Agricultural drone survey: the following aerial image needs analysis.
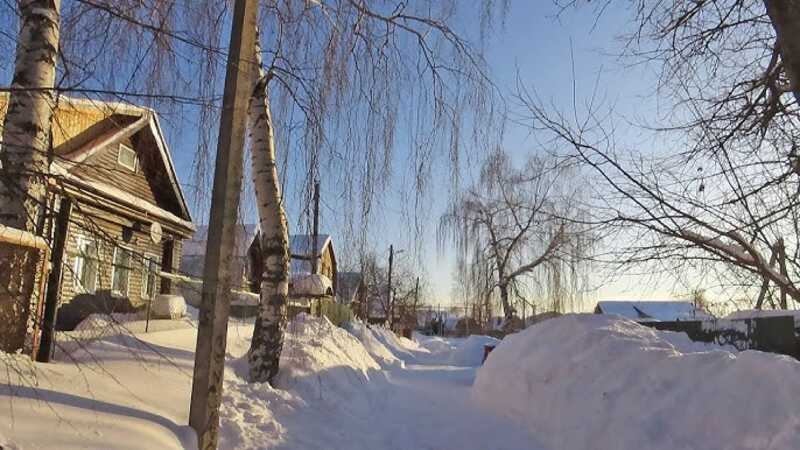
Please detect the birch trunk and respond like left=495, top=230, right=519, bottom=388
left=246, top=36, right=290, bottom=384
left=0, top=0, right=60, bottom=353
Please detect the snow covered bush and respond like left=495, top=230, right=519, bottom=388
left=473, top=314, right=800, bottom=450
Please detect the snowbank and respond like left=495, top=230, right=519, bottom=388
left=220, top=314, right=394, bottom=448
left=360, top=323, right=429, bottom=362
left=152, top=294, right=187, bottom=319
left=344, top=320, right=405, bottom=368
left=414, top=333, right=456, bottom=354
left=447, top=335, right=500, bottom=367
left=473, top=314, right=800, bottom=450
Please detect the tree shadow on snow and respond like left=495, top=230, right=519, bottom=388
left=0, top=383, right=194, bottom=447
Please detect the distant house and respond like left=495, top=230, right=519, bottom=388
left=336, top=272, right=365, bottom=308
left=594, top=301, right=710, bottom=322
left=246, top=233, right=338, bottom=315
left=178, top=224, right=258, bottom=306
left=0, top=95, right=195, bottom=330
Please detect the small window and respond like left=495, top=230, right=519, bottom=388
left=118, top=143, right=137, bottom=172
left=111, top=247, right=133, bottom=296
left=74, top=236, right=99, bottom=294
left=141, top=256, right=160, bottom=299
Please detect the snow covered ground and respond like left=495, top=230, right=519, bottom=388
left=1, top=314, right=536, bottom=450
left=5, top=312, right=800, bottom=450
left=474, top=314, right=800, bottom=450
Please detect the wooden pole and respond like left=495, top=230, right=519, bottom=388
left=387, top=244, right=393, bottom=329
left=311, top=180, right=320, bottom=274
left=189, top=0, right=257, bottom=448
left=36, top=197, right=71, bottom=363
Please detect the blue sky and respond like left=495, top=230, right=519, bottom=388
left=362, top=2, right=677, bottom=306
left=0, top=2, right=684, bottom=309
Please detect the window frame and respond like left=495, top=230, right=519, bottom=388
left=111, top=245, right=133, bottom=297
left=117, top=143, right=138, bottom=172
left=73, top=235, right=99, bottom=294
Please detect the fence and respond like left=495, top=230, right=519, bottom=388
left=641, top=316, right=798, bottom=358
left=0, top=225, right=51, bottom=355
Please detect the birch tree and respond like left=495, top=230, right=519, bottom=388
left=0, top=0, right=61, bottom=352
left=246, top=34, right=289, bottom=383
left=0, top=0, right=504, bottom=378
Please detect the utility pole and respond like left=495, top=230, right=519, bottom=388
left=413, top=276, right=419, bottom=329
left=189, top=0, right=257, bottom=448
left=311, top=180, right=321, bottom=317
left=387, top=244, right=394, bottom=329
left=311, top=180, right=320, bottom=274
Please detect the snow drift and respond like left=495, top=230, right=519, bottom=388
left=344, top=320, right=405, bottom=368
left=473, top=314, right=800, bottom=450
left=447, top=335, right=500, bottom=367
left=221, top=314, right=391, bottom=448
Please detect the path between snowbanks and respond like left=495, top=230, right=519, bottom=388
left=473, top=314, right=800, bottom=450
left=1, top=315, right=540, bottom=450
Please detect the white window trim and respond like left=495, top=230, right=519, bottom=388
left=111, top=246, right=132, bottom=297
left=117, top=143, right=138, bottom=172
left=73, top=235, right=99, bottom=294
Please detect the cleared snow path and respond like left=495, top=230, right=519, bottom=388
left=1, top=318, right=540, bottom=449
left=340, top=362, right=541, bottom=450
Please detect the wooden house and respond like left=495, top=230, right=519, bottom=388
left=246, top=232, right=338, bottom=315
left=0, top=95, right=195, bottom=330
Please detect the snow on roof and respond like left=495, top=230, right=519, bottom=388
left=336, top=272, right=362, bottom=304
left=290, top=234, right=331, bottom=257
left=292, top=274, right=333, bottom=297
left=183, top=224, right=258, bottom=257
left=595, top=301, right=708, bottom=322
left=289, top=234, right=332, bottom=276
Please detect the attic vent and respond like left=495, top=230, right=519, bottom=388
left=118, top=143, right=137, bottom=172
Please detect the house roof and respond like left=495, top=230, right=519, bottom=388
left=1, top=94, right=193, bottom=231
left=336, top=272, right=362, bottom=304
left=595, top=301, right=708, bottom=322
left=288, top=234, right=333, bottom=276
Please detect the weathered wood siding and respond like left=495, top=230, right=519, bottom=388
left=71, top=134, right=159, bottom=205
left=55, top=199, right=184, bottom=329
left=320, top=245, right=337, bottom=293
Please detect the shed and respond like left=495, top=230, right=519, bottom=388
left=594, top=301, right=710, bottom=322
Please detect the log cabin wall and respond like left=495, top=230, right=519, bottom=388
left=55, top=200, right=185, bottom=330
left=320, top=245, right=337, bottom=294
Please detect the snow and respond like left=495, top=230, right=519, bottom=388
left=446, top=335, right=500, bottom=367
left=343, top=320, right=405, bottom=368
left=2, top=314, right=537, bottom=450
left=596, top=300, right=710, bottom=321
left=152, top=294, right=187, bottom=319
left=473, top=314, right=800, bottom=450
left=9, top=309, right=797, bottom=450
left=291, top=273, right=333, bottom=296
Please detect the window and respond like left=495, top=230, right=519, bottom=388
left=111, top=247, right=133, bottom=296
left=141, top=256, right=160, bottom=299
left=118, top=143, right=137, bottom=172
left=74, top=237, right=99, bottom=294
